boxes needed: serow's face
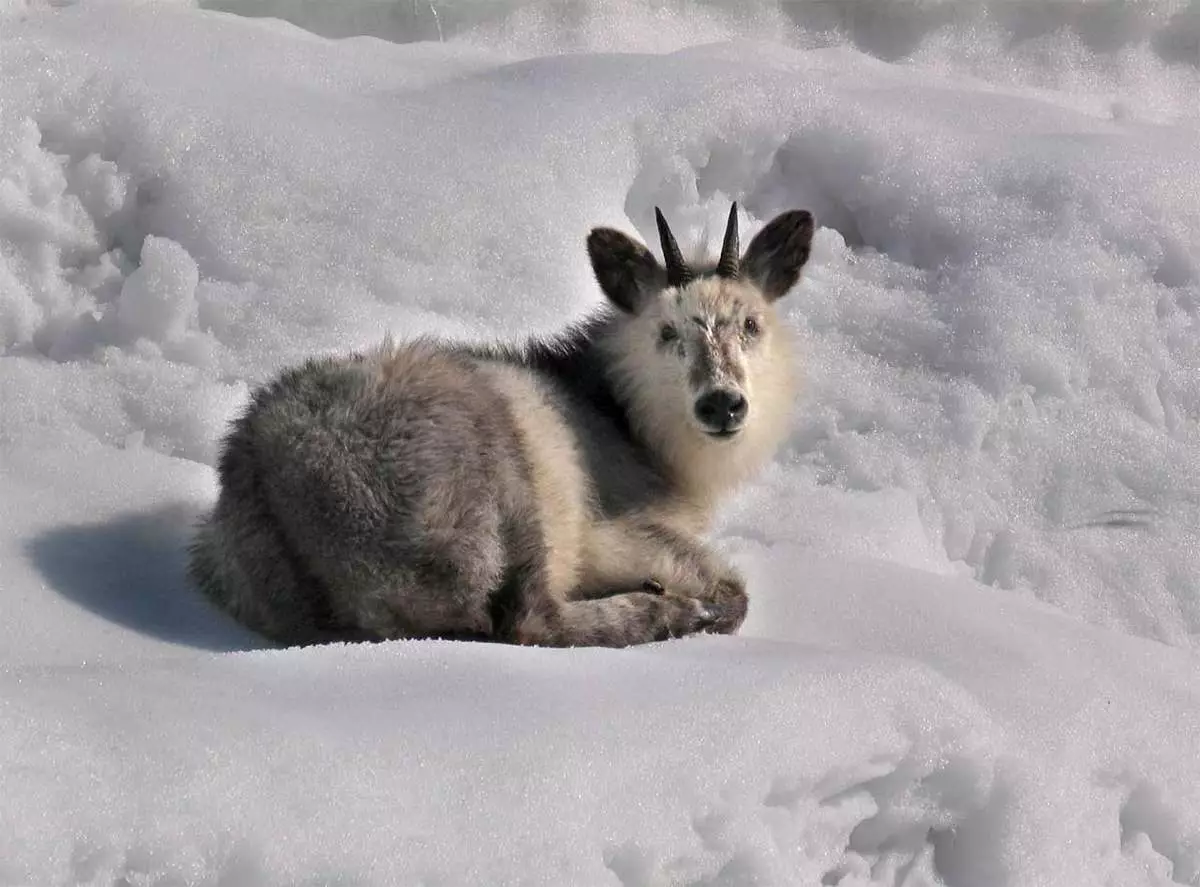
[640,278,777,440]
[587,203,815,443]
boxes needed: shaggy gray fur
[189,207,815,647]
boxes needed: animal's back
[190,341,529,644]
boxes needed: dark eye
[743,316,761,337]
[659,324,678,344]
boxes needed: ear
[587,228,667,314]
[740,210,815,302]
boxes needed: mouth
[704,427,742,440]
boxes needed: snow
[1,0,1199,884]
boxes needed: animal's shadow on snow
[27,503,266,652]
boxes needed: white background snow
[1,0,1199,884]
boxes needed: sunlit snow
[1,1,1198,884]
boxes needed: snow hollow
[1,0,1199,884]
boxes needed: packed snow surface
[1,1,1199,884]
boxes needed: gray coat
[189,206,814,647]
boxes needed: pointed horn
[655,207,693,288]
[716,202,740,278]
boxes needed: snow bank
[198,0,1200,83]
[744,553,1200,887]
[2,1,1200,884]
[0,629,1001,886]
[3,558,1199,886]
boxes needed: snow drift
[1,0,1199,884]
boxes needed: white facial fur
[604,276,797,504]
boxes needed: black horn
[716,202,740,278]
[655,207,693,288]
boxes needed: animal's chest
[479,362,679,597]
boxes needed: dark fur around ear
[587,228,667,314]
[740,210,815,302]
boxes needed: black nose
[695,389,748,433]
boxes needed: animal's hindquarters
[199,344,535,643]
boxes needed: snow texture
[1,1,1199,884]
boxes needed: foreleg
[574,518,749,634]
[509,589,720,648]
[492,518,721,648]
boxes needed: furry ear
[587,228,667,314]
[740,210,815,302]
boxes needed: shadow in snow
[27,502,266,653]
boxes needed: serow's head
[588,204,814,446]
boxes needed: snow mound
[2,2,1200,884]
[116,235,199,347]
[3,556,1200,886]
[0,634,1000,886]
